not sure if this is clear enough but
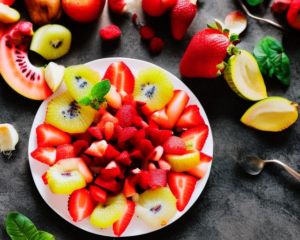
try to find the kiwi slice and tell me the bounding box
[30,24,72,60]
[64,65,100,102]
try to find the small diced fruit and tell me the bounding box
[115,151,132,165]
[105,85,122,110]
[0,3,20,24]
[140,25,156,40]
[116,105,135,128]
[68,189,95,222]
[149,37,164,53]
[88,127,103,139]
[150,145,164,161]
[73,140,89,157]
[158,160,171,171]
[147,128,173,147]
[97,111,119,128]
[41,172,48,185]
[56,144,75,162]
[149,169,167,189]
[123,176,137,198]
[175,105,205,129]
[139,139,155,158]
[73,131,93,145]
[104,121,114,141]
[186,152,212,179]
[85,140,108,158]
[162,136,186,155]
[129,128,146,147]
[132,116,148,129]
[94,175,118,192]
[100,161,121,180]
[31,147,56,165]
[44,62,65,92]
[163,151,200,172]
[100,25,121,40]
[103,145,121,160]
[148,162,157,170]
[89,185,107,202]
[180,125,209,151]
[113,200,135,236]
[118,127,137,142]
[139,171,150,190]
[0,123,19,152]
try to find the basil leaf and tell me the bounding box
[38,231,55,240]
[6,212,39,240]
[90,80,111,101]
[229,33,239,42]
[91,100,100,110]
[78,96,91,106]
[246,0,263,6]
[253,37,290,85]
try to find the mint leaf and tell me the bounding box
[90,80,111,101]
[253,37,290,85]
[78,96,91,106]
[6,212,40,240]
[38,231,55,240]
[246,0,263,6]
[91,100,100,111]
[229,34,239,42]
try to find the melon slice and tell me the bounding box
[223,50,267,101]
[0,21,52,100]
[0,123,19,152]
[241,97,299,132]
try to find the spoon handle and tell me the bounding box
[265,160,300,181]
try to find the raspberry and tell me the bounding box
[149,37,164,53]
[139,26,156,40]
[100,25,121,40]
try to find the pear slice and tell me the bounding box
[223,50,267,101]
[44,62,65,92]
[0,123,19,152]
[0,3,20,24]
[241,97,299,132]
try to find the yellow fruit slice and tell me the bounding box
[223,50,267,101]
[90,193,126,228]
[163,151,200,172]
[241,97,299,132]
[0,123,19,152]
[0,3,20,24]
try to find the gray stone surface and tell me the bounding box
[1,0,300,239]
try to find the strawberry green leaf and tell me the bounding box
[90,80,111,101]
[246,0,263,6]
[78,96,91,106]
[229,33,239,42]
[207,23,217,30]
[253,37,290,85]
[38,231,55,240]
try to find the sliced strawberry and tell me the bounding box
[168,172,197,212]
[113,141,131,152]
[158,159,171,171]
[129,149,144,159]
[132,116,148,129]
[139,139,155,158]
[139,170,150,190]
[68,189,95,222]
[162,136,186,155]
[56,144,76,162]
[94,175,118,193]
[113,200,135,236]
[148,162,157,170]
[93,156,108,166]
[90,166,101,174]
[118,167,126,179]
[80,154,95,167]
[96,111,119,128]
[147,128,173,147]
[115,105,136,128]
[123,94,136,107]
[41,172,48,185]
[89,185,107,202]
[88,126,103,139]
[103,144,121,160]
[102,61,135,94]
[150,145,164,161]
[175,105,205,129]
[118,127,138,142]
[100,161,121,180]
[36,123,72,147]
[104,121,114,141]
[148,118,159,129]
[149,169,167,189]
[73,131,93,145]
[111,123,122,141]
[186,152,212,179]
[115,151,132,165]
[123,176,137,198]
[105,85,122,109]
[31,147,56,165]
[128,128,146,147]
[73,140,89,157]
[180,125,209,151]
[84,140,108,158]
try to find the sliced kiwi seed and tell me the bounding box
[50,40,63,49]
[150,205,161,214]
[75,76,89,88]
[61,101,81,119]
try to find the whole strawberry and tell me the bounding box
[180,20,239,78]
[170,0,197,40]
[287,0,300,29]
[272,0,292,13]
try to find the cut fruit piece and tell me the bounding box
[142,0,177,17]
[30,24,72,60]
[31,147,56,165]
[223,50,268,101]
[162,136,186,155]
[224,11,247,35]
[0,123,18,152]
[133,187,177,229]
[0,22,52,100]
[45,91,95,134]
[90,193,127,228]
[64,65,100,102]
[148,169,167,189]
[113,200,135,237]
[44,62,65,92]
[0,0,15,6]
[147,128,173,147]
[84,140,108,158]
[163,151,200,172]
[0,3,20,24]
[89,185,107,202]
[133,67,174,116]
[180,125,209,151]
[175,105,205,129]
[241,97,299,132]
[68,188,95,222]
[56,144,75,162]
[105,85,122,109]
[186,152,212,179]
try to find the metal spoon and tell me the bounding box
[238,156,300,181]
[237,0,289,32]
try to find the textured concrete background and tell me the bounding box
[1,0,300,239]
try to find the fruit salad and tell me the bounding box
[29,60,212,236]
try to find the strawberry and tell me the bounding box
[102,61,135,95]
[73,140,89,157]
[158,159,171,171]
[147,128,173,146]
[123,176,137,197]
[103,144,121,160]
[132,116,148,129]
[115,150,132,165]
[142,0,177,17]
[186,152,212,179]
[73,131,93,145]
[31,147,56,165]
[148,162,157,170]
[88,127,103,139]
[56,144,76,162]
[287,0,300,29]
[108,0,128,14]
[85,140,108,158]
[41,172,48,184]
[111,123,122,141]
[122,94,136,107]
[100,25,121,40]
[175,105,205,129]
[94,175,119,192]
[129,128,146,147]
[118,127,137,143]
[80,154,95,167]
[100,161,121,180]
[116,105,136,128]
[96,111,119,128]
[104,121,114,141]
[150,145,164,161]
[180,125,209,151]
[272,0,292,13]
[36,123,72,147]
[113,200,135,236]
[149,37,164,53]
[168,172,197,211]
[129,149,144,159]
[68,189,95,222]
[162,136,186,155]
[147,118,159,129]
[170,0,197,40]
[139,170,150,189]
[113,141,131,152]
[89,185,107,202]
[140,26,156,40]
[180,26,234,78]
[148,169,167,189]
[139,139,155,158]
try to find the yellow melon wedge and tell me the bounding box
[223,50,267,101]
[241,97,299,132]
[0,3,20,24]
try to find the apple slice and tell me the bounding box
[224,11,247,35]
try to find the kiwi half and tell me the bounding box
[30,24,72,60]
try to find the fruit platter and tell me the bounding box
[28,58,213,237]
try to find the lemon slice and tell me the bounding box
[0,123,19,152]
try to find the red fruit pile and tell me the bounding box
[30,62,212,236]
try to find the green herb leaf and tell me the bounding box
[207,23,217,30]
[253,36,290,85]
[38,231,55,240]
[6,212,40,240]
[246,0,263,6]
[90,80,111,101]
[91,100,100,111]
[78,96,91,106]
[229,34,239,42]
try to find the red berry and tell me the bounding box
[100,25,121,40]
[149,37,164,53]
[139,26,156,40]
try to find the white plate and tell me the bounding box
[28,57,214,237]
